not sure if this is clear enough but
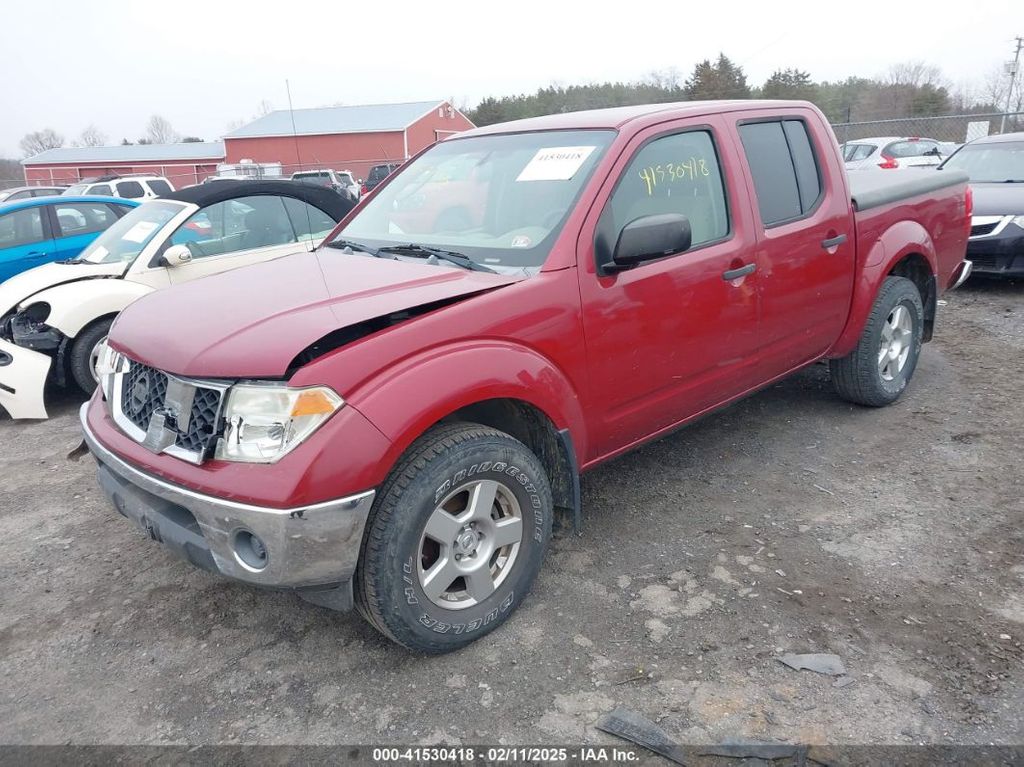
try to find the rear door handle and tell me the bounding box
[821,234,847,249]
[722,263,756,281]
[25,251,48,259]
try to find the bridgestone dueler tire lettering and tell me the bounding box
[830,276,924,407]
[355,422,553,653]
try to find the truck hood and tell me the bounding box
[0,260,122,314]
[970,183,1024,216]
[110,249,523,378]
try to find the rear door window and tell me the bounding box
[115,181,145,198]
[843,143,875,162]
[783,120,822,212]
[738,118,823,226]
[52,202,119,237]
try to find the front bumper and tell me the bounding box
[966,230,1024,276]
[0,338,51,419]
[81,404,376,607]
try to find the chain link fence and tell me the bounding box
[830,112,1024,145]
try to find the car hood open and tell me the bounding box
[970,182,1024,217]
[109,249,523,378]
[0,260,123,315]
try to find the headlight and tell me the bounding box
[215,383,343,463]
[1011,215,1024,229]
[95,342,125,402]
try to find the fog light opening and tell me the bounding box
[233,529,268,571]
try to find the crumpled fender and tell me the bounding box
[293,339,589,485]
[830,220,937,358]
[23,279,155,339]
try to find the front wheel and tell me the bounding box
[69,318,113,394]
[830,276,924,407]
[355,422,553,653]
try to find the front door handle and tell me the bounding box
[821,234,847,249]
[25,251,48,260]
[722,263,756,281]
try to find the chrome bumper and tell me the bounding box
[951,259,973,290]
[81,404,375,594]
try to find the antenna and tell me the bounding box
[286,79,303,172]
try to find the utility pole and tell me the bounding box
[1001,36,1023,134]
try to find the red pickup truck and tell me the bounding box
[81,100,972,653]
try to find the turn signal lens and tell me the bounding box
[290,388,338,417]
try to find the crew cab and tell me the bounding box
[80,101,971,653]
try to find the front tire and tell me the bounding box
[355,422,553,653]
[69,318,113,395]
[830,276,923,407]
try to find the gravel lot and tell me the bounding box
[1,277,1021,748]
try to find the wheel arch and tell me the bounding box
[348,342,587,530]
[831,220,938,358]
[32,279,153,339]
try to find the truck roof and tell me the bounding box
[460,100,813,137]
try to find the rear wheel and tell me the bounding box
[830,276,923,407]
[69,318,113,395]
[355,422,552,653]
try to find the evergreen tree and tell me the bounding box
[684,54,751,100]
[762,69,818,102]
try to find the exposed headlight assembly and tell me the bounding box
[95,342,126,402]
[215,383,343,463]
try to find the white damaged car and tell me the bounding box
[0,180,353,418]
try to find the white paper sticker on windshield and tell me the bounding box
[122,221,159,244]
[516,146,596,182]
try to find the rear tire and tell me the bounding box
[355,422,552,653]
[69,319,113,395]
[830,276,923,407]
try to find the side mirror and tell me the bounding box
[161,244,193,267]
[603,214,692,273]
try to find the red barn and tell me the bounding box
[22,142,225,188]
[223,100,474,181]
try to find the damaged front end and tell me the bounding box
[0,303,63,419]
[4,303,63,352]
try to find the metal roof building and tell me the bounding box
[22,142,225,188]
[222,100,474,180]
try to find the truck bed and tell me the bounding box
[848,168,968,211]
[848,168,970,293]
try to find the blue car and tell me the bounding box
[0,196,139,282]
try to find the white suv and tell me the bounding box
[290,169,360,201]
[63,175,175,200]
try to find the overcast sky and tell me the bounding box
[1,0,1019,158]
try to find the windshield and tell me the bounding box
[942,141,1024,182]
[64,183,88,195]
[76,201,185,263]
[334,130,614,272]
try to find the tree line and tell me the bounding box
[466,54,1023,127]
[17,114,205,159]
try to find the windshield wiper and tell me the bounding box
[324,238,390,258]
[377,243,496,273]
